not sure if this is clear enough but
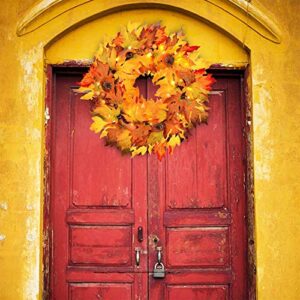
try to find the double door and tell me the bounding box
[50,70,248,299]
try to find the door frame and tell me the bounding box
[43,63,256,300]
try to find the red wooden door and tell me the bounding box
[49,69,247,300]
[146,76,248,300]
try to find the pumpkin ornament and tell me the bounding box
[76,22,215,160]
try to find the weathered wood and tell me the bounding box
[49,71,248,299]
[147,76,247,300]
[51,74,148,299]
[67,209,134,225]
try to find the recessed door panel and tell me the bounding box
[166,285,228,300]
[70,225,132,265]
[72,94,133,208]
[69,283,133,300]
[166,227,229,268]
[166,92,227,209]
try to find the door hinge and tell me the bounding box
[45,106,50,125]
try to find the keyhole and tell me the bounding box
[153,236,159,244]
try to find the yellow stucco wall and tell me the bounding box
[0,1,299,299]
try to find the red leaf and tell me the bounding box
[79,72,94,87]
[183,44,200,53]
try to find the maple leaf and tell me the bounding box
[122,99,144,123]
[188,48,211,70]
[168,135,181,153]
[130,146,148,157]
[106,83,125,105]
[165,115,184,135]
[117,129,132,151]
[143,99,168,123]
[127,21,144,37]
[91,60,110,80]
[147,131,164,145]
[155,25,168,45]
[123,98,167,124]
[106,47,117,70]
[80,91,95,100]
[119,23,144,49]
[79,72,94,87]
[195,73,216,91]
[131,123,152,146]
[93,105,120,122]
[75,86,95,100]
[182,44,200,53]
[153,69,179,98]
[95,43,110,63]
[112,32,124,48]
[139,24,158,48]
[115,57,142,82]
[153,142,166,161]
[106,126,123,145]
[176,70,195,86]
[90,116,108,133]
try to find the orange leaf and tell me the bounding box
[153,142,166,161]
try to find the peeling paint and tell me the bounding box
[26,204,34,211]
[253,64,273,181]
[0,234,6,241]
[24,216,40,300]
[0,202,8,210]
[25,127,41,140]
[22,147,41,300]
[19,43,44,113]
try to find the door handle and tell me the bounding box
[135,247,141,266]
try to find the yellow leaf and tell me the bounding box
[188,48,210,70]
[80,91,95,100]
[144,100,167,123]
[90,116,107,133]
[123,99,167,123]
[147,131,164,145]
[107,47,117,69]
[74,86,92,93]
[94,105,120,122]
[127,21,143,35]
[116,57,142,81]
[120,25,142,49]
[148,144,154,154]
[168,135,181,153]
[100,129,108,138]
[117,129,132,150]
[130,146,147,157]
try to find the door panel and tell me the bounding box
[50,71,247,300]
[51,73,148,300]
[166,227,230,267]
[72,92,133,207]
[166,90,227,209]
[166,285,228,300]
[70,283,133,300]
[147,77,247,300]
[70,225,132,265]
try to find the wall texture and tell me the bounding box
[0,0,299,299]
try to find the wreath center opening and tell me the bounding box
[134,75,159,101]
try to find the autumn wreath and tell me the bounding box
[76,22,215,159]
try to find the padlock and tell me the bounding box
[153,262,165,279]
